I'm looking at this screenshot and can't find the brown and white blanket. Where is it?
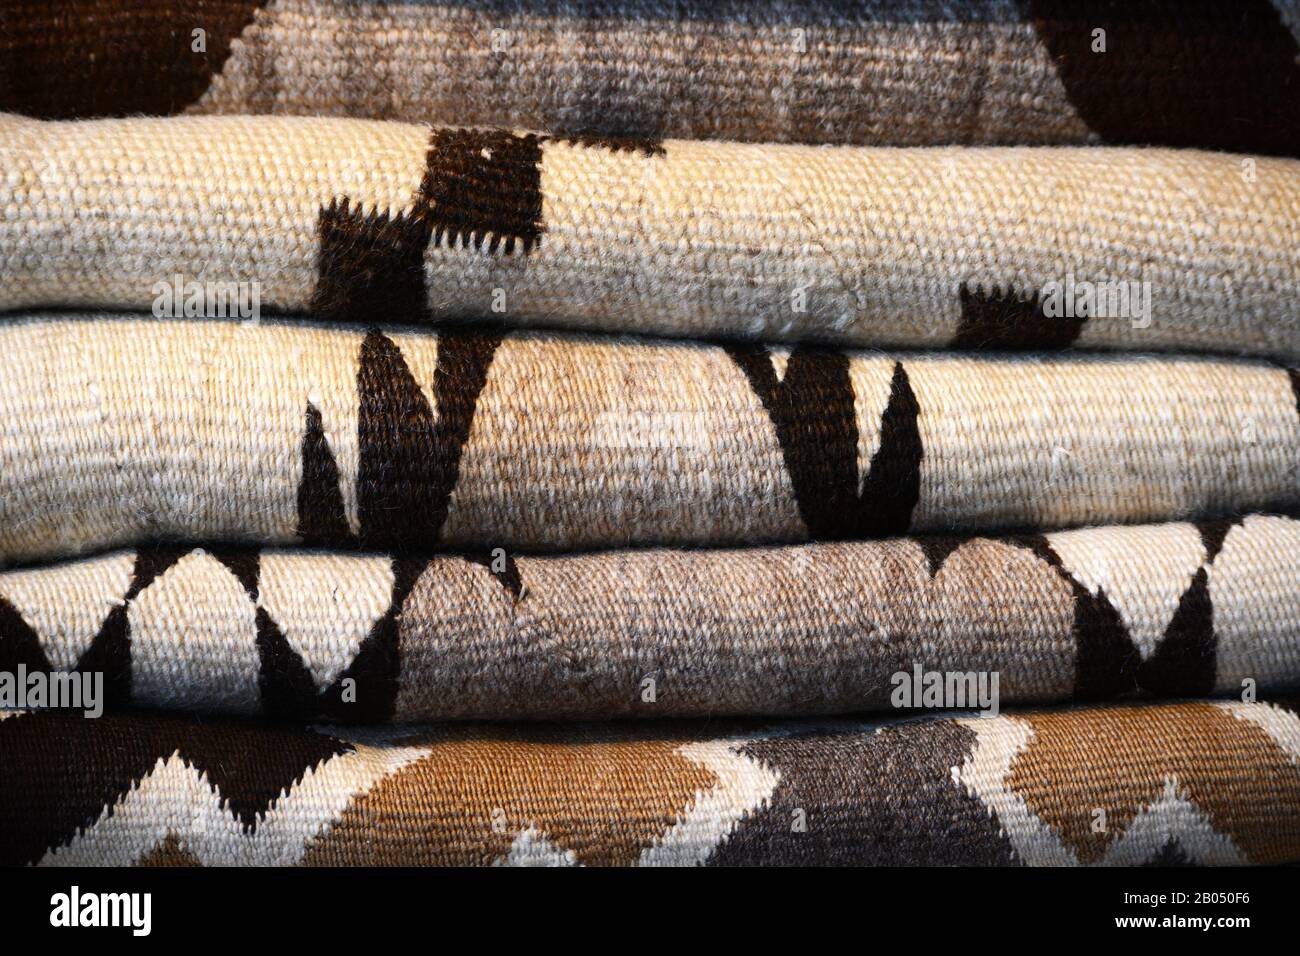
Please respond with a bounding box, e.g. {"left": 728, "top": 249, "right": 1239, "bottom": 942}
{"left": 2, "top": 516, "right": 1297, "bottom": 720}
{"left": 3, "top": 114, "right": 1298, "bottom": 357}
{"left": 3, "top": 700, "right": 1299, "bottom": 866}
{"left": 2, "top": 1, "right": 1298, "bottom": 155}
{"left": 2, "top": 316, "right": 1297, "bottom": 565}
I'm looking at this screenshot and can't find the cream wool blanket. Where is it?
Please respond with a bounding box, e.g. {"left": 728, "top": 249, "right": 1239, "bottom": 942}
{"left": 1, "top": 315, "right": 1297, "bottom": 565}
{"left": 2, "top": 115, "right": 1299, "bottom": 358}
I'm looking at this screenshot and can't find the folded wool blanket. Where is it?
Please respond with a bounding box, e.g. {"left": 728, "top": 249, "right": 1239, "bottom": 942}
{"left": 3, "top": 516, "right": 1298, "bottom": 721}
{"left": 2, "top": 1, "right": 1298, "bottom": 157}
{"left": 4, "top": 316, "right": 1299, "bottom": 565}
{"left": 4, "top": 699, "right": 1300, "bottom": 866}
{"left": 4, "top": 116, "right": 1300, "bottom": 358}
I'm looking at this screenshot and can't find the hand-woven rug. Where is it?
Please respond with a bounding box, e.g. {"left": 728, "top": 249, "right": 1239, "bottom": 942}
{"left": 3, "top": 316, "right": 1298, "bottom": 563}
{"left": 2, "top": 515, "right": 1297, "bottom": 720}
{"left": 2, "top": 700, "right": 1299, "bottom": 866}
{"left": 3, "top": 115, "right": 1299, "bottom": 356}
{"left": 1, "top": 1, "right": 1297, "bottom": 156}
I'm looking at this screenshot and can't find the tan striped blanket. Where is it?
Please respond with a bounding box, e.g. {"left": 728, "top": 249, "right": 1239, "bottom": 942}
{"left": 2, "top": 1, "right": 1297, "bottom": 156}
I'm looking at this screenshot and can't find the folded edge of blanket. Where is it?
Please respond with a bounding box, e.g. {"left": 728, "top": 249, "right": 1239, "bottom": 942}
{"left": 2, "top": 698, "right": 1298, "bottom": 865}
{"left": 2, "top": 514, "right": 1297, "bottom": 720}
{"left": 3, "top": 114, "right": 1299, "bottom": 358}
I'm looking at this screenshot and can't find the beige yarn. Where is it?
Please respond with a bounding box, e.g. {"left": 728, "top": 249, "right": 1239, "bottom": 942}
{"left": 0, "top": 314, "right": 1296, "bottom": 564}
{"left": 2, "top": 114, "right": 1298, "bottom": 357}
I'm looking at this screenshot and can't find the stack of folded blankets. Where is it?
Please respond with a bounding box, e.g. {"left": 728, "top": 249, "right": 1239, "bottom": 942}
{"left": 2, "top": 1, "right": 1299, "bottom": 868}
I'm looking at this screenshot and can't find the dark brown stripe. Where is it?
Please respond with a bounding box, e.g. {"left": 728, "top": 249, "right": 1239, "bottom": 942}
{"left": 126, "top": 546, "right": 193, "bottom": 599}
{"left": 356, "top": 329, "right": 502, "bottom": 552}
{"left": 422, "top": 128, "right": 545, "bottom": 255}
{"left": 317, "top": 556, "right": 426, "bottom": 723}
{"left": 208, "top": 547, "right": 260, "bottom": 601}
{"left": 953, "top": 285, "right": 1085, "bottom": 351}
{"left": 296, "top": 401, "right": 356, "bottom": 548}
{"left": 917, "top": 536, "right": 970, "bottom": 578}
{"left": 1139, "top": 568, "right": 1217, "bottom": 697}
{"left": 1026, "top": 0, "right": 1300, "bottom": 156}
{"left": 551, "top": 133, "right": 667, "bottom": 157}
{"left": 858, "top": 362, "right": 924, "bottom": 538}
{"left": 1196, "top": 516, "right": 1242, "bottom": 566}
{"left": 1014, "top": 535, "right": 1138, "bottom": 699}
{"left": 1136, "top": 519, "right": 1236, "bottom": 697}
{"left": 0, "top": 595, "right": 51, "bottom": 672}
{"left": 727, "top": 347, "right": 922, "bottom": 539}
{"left": 74, "top": 604, "right": 132, "bottom": 708}
{"left": 311, "top": 198, "right": 433, "bottom": 323}
{"left": 255, "top": 608, "right": 320, "bottom": 721}
{"left": 356, "top": 330, "right": 441, "bottom": 550}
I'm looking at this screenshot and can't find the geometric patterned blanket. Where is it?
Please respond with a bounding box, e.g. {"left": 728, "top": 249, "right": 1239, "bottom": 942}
{"left": 2, "top": 514, "right": 1298, "bottom": 720}
{"left": 2, "top": 1, "right": 1298, "bottom": 157}
{"left": 3, "top": 700, "right": 1299, "bottom": 866}
{"left": 3, "top": 114, "right": 1299, "bottom": 357}
{"left": 3, "top": 318, "right": 1298, "bottom": 564}
{"left": 4, "top": 0, "right": 1300, "bottom": 875}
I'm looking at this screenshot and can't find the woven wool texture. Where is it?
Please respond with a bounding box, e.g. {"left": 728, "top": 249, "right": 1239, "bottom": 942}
{"left": 4, "top": 3, "right": 1300, "bottom": 875}
{"left": 4, "top": 115, "right": 1300, "bottom": 357}
{"left": 2, "top": 515, "right": 1298, "bottom": 720}
{"left": 3, "top": 315, "right": 1299, "bottom": 565}
{"left": 2, "top": 2, "right": 1298, "bottom": 156}
{"left": 3, "top": 700, "right": 1300, "bottom": 866}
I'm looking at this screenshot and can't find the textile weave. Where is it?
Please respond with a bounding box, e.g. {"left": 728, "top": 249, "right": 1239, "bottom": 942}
{"left": 3, "top": 700, "right": 1299, "bottom": 866}
{"left": 1, "top": 515, "right": 1298, "bottom": 720}
{"left": 3, "top": 115, "right": 1299, "bottom": 356}
{"left": 2, "top": 1, "right": 1298, "bottom": 156}
{"left": 3, "top": 316, "right": 1298, "bottom": 564}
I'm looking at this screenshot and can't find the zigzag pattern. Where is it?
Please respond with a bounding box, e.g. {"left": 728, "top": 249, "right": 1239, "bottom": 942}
{"left": 3, "top": 515, "right": 1297, "bottom": 721}
{"left": 3, "top": 318, "right": 1297, "bottom": 566}
{"left": 4, "top": 701, "right": 1299, "bottom": 866}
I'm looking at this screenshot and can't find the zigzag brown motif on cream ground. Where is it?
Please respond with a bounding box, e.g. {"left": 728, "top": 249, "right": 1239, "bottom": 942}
{"left": 726, "top": 347, "right": 923, "bottom": 538}
{"left": 2, "top": 317, "right": 1299, "bottom": 564}
{"left": 3, "top": 115, "right": 1299, "bottom": 357}
{"left": 3, "top": 516, "right": 1298, "bottom": 720}
{"left": 4, "top": 701, "right": 1300, "bottom": 866}
{"left": 312, "top": 129, "right": 548, "bottom": 322}
{"left": 956, "top": 701, "right": 1300, "bottom": 865}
